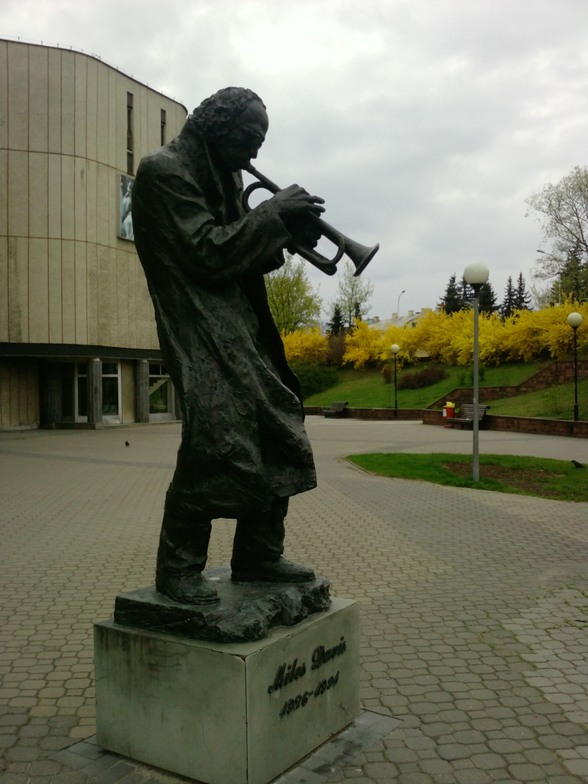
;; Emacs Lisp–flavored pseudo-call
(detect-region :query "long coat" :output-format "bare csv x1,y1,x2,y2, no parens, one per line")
131,122,317,518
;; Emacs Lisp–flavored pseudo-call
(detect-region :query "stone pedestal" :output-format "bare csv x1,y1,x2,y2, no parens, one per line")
94,597,359,784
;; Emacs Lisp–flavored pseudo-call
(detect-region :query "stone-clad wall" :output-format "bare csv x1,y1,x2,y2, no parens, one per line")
0,358,39,429
484,413,588,438
0,40,187,351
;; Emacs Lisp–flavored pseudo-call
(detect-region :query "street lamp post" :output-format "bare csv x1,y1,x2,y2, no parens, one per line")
397,290,406,318
391,344,400,415
567,312,583,421
463,262,489,482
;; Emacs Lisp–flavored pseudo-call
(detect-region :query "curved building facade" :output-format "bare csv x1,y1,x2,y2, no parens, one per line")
0,40,187,428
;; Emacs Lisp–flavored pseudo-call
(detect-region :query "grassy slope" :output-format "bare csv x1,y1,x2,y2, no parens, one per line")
304,362,586,419
488,379,587,417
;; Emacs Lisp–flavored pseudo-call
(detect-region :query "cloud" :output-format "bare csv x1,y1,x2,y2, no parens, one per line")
2,0,587,318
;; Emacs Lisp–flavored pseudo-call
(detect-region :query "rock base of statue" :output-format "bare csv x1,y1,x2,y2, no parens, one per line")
113,565,332,643
95,590,359,784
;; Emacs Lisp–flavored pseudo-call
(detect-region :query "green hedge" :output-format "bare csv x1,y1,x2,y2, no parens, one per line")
290,362,339,400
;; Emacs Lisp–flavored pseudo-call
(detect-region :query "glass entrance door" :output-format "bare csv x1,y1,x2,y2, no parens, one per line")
149,363,174,420
102,362,121,423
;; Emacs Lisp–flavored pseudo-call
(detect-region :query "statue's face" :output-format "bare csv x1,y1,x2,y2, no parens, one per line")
213,100,269,172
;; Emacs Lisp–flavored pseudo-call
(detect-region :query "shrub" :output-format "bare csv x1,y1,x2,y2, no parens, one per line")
282,327,328,365
290,362,338,400
398,365,447,390
457,365,486,386
343,320,384,368
326,333,346,367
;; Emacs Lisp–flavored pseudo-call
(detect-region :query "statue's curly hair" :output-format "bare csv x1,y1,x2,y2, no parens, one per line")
189,87,265,140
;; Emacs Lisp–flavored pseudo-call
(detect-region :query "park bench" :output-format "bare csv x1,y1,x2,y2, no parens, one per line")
450,403,489,429
323,401,349,419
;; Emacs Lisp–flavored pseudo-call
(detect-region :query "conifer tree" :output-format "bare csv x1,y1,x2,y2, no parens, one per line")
558,247,588,302
500,276,516,318
459,276,473,305
326,303,345,335
478,281,498,315
438,274,465,314
513,272,533,311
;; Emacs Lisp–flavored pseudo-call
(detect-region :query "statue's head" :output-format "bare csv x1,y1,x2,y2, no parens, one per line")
189,87,268,172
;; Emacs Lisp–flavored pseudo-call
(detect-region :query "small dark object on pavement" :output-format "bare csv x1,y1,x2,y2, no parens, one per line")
571,459,584,469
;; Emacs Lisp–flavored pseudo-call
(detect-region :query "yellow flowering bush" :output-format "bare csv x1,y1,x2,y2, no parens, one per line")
342,321,385,368
281,302,588,368
282,326,328,365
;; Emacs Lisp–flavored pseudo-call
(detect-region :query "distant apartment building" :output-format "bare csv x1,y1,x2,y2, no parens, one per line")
371,308,432,329
0,39,187,429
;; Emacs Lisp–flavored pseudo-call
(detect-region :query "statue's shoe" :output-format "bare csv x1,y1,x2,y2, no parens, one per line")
156,570,220,605
231,558,315,583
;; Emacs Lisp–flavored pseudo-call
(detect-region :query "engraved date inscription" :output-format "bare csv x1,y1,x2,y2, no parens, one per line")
278,671,340,718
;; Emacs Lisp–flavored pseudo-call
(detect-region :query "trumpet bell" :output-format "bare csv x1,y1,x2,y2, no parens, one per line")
344,239,380,277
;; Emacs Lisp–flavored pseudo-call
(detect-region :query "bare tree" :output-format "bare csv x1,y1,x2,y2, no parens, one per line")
333,261,374,330
526,165,588,282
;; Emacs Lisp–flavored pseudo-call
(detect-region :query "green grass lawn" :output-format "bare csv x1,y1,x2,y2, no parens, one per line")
304,361,587,420
305,363,542,408
346,453,588,501
487,379,587,418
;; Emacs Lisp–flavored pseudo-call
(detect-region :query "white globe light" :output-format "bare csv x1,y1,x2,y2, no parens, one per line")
567,312,583,329
391,344,400,354
463,262,489,286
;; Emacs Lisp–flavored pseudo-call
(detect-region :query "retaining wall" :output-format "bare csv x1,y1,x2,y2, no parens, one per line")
305,406,588,438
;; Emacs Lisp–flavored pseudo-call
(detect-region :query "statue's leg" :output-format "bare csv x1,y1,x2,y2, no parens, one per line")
155,486,220,605
231,497,315,583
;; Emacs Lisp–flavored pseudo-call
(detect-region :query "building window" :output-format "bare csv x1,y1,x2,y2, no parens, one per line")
126,92,134,174
160,109,167,146
149,362,174,419
102,362,120,420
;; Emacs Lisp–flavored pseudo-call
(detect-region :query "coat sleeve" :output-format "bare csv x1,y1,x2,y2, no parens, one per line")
132,153,292,286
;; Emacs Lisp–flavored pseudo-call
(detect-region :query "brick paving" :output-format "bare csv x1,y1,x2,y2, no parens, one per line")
1,418,588,784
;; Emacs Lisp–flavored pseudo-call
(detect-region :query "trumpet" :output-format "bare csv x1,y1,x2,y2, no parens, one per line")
243,164,379,277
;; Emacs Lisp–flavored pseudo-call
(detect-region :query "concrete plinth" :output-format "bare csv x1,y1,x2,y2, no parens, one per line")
94,597,359,784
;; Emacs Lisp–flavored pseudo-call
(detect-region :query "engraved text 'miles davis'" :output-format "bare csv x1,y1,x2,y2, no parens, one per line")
267,636,347,694
267,659,306,694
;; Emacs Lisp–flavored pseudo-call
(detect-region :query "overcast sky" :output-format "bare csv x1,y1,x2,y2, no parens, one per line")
3,0,587,320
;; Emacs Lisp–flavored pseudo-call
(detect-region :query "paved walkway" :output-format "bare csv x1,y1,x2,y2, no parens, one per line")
1,418,588,784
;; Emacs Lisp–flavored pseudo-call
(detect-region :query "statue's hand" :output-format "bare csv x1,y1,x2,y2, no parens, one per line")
272,185,324,250
271,184,325,219
284,215,323,251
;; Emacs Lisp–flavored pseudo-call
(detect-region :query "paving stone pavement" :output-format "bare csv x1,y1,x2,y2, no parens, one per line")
1,418,588,784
